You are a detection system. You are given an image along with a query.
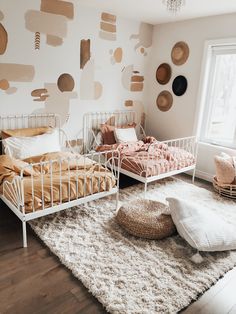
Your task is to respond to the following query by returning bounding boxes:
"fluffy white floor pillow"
[167,197,236,252]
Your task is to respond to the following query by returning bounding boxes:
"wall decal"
[25,0,74,49]
[122,65,133,90]
[0,79,9,90]
[25,10,67,37]
[130,22,153,55]
[0,63,35,82]
[110,47,123,65]
[99,31,116,41]
[32,81,77,125]
[122,65,144,92]
[100,22,116,33]
[0,11,4,21]
[5,87,17,95]
[94,82,103,100]
[80,59,103,100]
[40,0,74,19]
[124,100,145,127]
[99,12,117,41]
[57,73,75,92]
[80,39,91,69]
[0,23,8,55]
[31,88,49,101]
[46,35,63,46]
[35,31,41,50]
[101,12,116,23]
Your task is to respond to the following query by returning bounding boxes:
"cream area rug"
[30,177,236,314]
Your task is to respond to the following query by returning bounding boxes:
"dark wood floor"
[0,174,235,314]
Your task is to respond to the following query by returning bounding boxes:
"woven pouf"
[116,199,176,240]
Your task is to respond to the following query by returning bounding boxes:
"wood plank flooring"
[0,174,235,314]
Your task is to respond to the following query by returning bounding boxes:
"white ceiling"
[78,0,236,25]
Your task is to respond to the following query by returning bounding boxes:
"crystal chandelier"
[163,0,185,13]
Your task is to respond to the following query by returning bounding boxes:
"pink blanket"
[96,137,195,177]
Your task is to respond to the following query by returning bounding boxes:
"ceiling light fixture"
[163,0,185,13]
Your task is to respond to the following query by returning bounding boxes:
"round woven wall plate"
[171,41,189,66]
[172,75,187,96]
[156,63,172,85]
[156,90,173,112]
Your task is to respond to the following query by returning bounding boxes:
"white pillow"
[167,197,236,252]
[114,127,138,143]
[3,129,61,159]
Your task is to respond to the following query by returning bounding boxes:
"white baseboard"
[195,170,214,182]
[185,169,214,183]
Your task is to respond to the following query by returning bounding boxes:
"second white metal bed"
[83,110,198,196]
[0,114,120,247]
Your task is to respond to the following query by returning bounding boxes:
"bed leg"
[116,191,119,212]
[22,220,27,248]
[192,167,196,184]
[144,182,148,198]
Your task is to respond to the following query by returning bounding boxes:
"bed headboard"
[0,113,61,155]
[0,113,60,131]
[83,110,145,152]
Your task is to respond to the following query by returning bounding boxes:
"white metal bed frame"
[83,110,198,196]
[0,114,120,247]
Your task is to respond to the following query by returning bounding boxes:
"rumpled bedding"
[0,152,116,213]
[96,136,195,177]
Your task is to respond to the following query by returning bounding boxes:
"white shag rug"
[30,177,236,314]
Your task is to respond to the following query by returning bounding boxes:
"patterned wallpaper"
[0,0,153,138]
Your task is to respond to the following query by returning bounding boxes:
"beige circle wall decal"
[57,73,75,92]
[171,41,189,66]
[156,63,172,85]
[156,90,173,112]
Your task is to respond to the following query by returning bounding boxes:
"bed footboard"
[1,150,120,247]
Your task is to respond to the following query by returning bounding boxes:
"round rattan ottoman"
[116,199,176,240]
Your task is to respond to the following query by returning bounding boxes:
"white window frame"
[195,38,236,150]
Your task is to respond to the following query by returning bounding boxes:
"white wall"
[146,13,236,180]
[0,0,152,138]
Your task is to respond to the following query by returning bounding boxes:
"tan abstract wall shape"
[0,11,4,21]
[130,22,153,55]
[25,1,74,49]
[40,0,74,19]
[80,59,103,100]
[57,73,75,92]
[122,65,133,90]
[110,47,123,65]
[80,39,91,69]
[122,65,144,92]
[5,87,17,95]
[44,83,77,125]
[0,79,9,90]
[46,35,63,46]
[32,82,77,125]
[31,88,49,101]
[0,63,35,82]
[25,10,67,37]
[0,23,8,55]
[124,100,145,127]
[99,12,117,41]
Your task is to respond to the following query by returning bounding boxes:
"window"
[200,43,236,149]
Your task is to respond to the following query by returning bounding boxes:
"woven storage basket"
[213,176,236,199]
[116,199,176,240]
